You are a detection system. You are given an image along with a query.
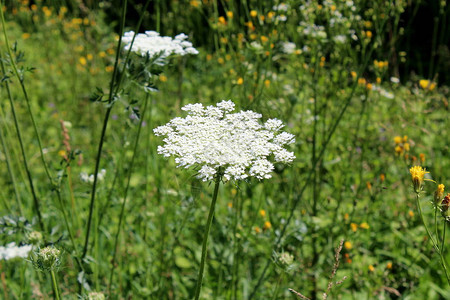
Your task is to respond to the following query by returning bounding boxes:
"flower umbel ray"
[153,100,296,181]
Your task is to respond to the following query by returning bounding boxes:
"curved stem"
[194,172,222,300]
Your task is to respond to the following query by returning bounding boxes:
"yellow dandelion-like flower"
[434,184,445,205]
[159,75,167,82]
[419,153,425,163]
[404,143,410,152]
[368,265,375,272]
[360,222,370,229]
[250,10,257,17]
[79,56,87,66]
[409,166,429,193]
[227,202,233,209]
[344,241,352,250]
[366,83,373,90]
[395,145,403,155]
[419,79,430,89]
[344,213,349,220]
[264,79,270,87]
[227,11,233,19]
[376,77,381,84]
[217,57,225,64]
[237,77,244,85]
[58,150,67,157]
[260,35,268,43]
[366,182,372,191]
[394,136,402,144]
[386,262,392,269]
[408,210,414,217]
[259,209,266,217]
[350,223,358,232]
[22,33,31,40]
[218,16,226,25]
[350,71,357,78]
[105,66,114,72]
[380,174,385,182]
[263,221,272,230]
[365,31,373,38]
[254,226,261,234]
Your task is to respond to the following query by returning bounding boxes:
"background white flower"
[122,31,198,62]
[0,242,32,260]
[154,100,296,181]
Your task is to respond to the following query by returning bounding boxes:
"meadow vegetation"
[0,0,449,299]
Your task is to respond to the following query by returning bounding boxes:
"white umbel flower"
[122,31,199,62]
[154,100,295,181]
[0,242,32,260]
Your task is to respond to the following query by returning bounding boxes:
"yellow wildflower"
[105,66,114,72]
[259,209,266,217]
[159,75,167,82]
[435,184,445,205]
[344,213,349,220]
[368,265,375,272]
[264,79,270,87]
[226,11,233,19]
[386,262,392,269]
[22,33,31,40]
[218,16,226,25]
[350,223,358,232]
[58,150,67,157]
[227,202,233,208]
[409,166,429,192]
[344,241,352,250]
[380,174,385,182]
[237,77,244,85]
[260,35,268,43]
[408,210,414,217]
[360,222,370,229]
[395,145,403,155]
[366,182,372,191]
[394,136,402,144]
[79,57,87,66]
[404,143,410,152]
[263,221,272,230]
[254,226,261,234]
[250,10,257,17]
[419,153,425,163]
[403,135,408,142]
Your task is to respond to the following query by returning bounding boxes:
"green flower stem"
[0,40,44,232]
[194,171,222,300]
[50,270,61,300]
[108,93,150,295]
[415,192,450,285]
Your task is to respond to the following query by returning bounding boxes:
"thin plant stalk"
[415,192,450,285]
[0,109,23,216]
[108,93,150,295]
[82,0,128,260]
[194,171,222,300]
[50,270,61,300]
[0,47,45,232]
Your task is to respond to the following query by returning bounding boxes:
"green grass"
[0,1,449,299]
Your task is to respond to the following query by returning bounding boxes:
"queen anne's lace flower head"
[154,100,295,181]
[0,242,32,260]
[122,31,199,62]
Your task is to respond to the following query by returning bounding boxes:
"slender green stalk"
[108,93,150,295]
[415,193,450,285]
[194,171,222,300]
[82,0,128,260]
[50,270,61,300]
[0,42,45,233]
[442,222,447,255]
[0,108,23,216]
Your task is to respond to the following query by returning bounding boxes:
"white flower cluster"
[154,100,295,181]
[80,169,106,183]
[0,242,32,260]
[122,31,199,61]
